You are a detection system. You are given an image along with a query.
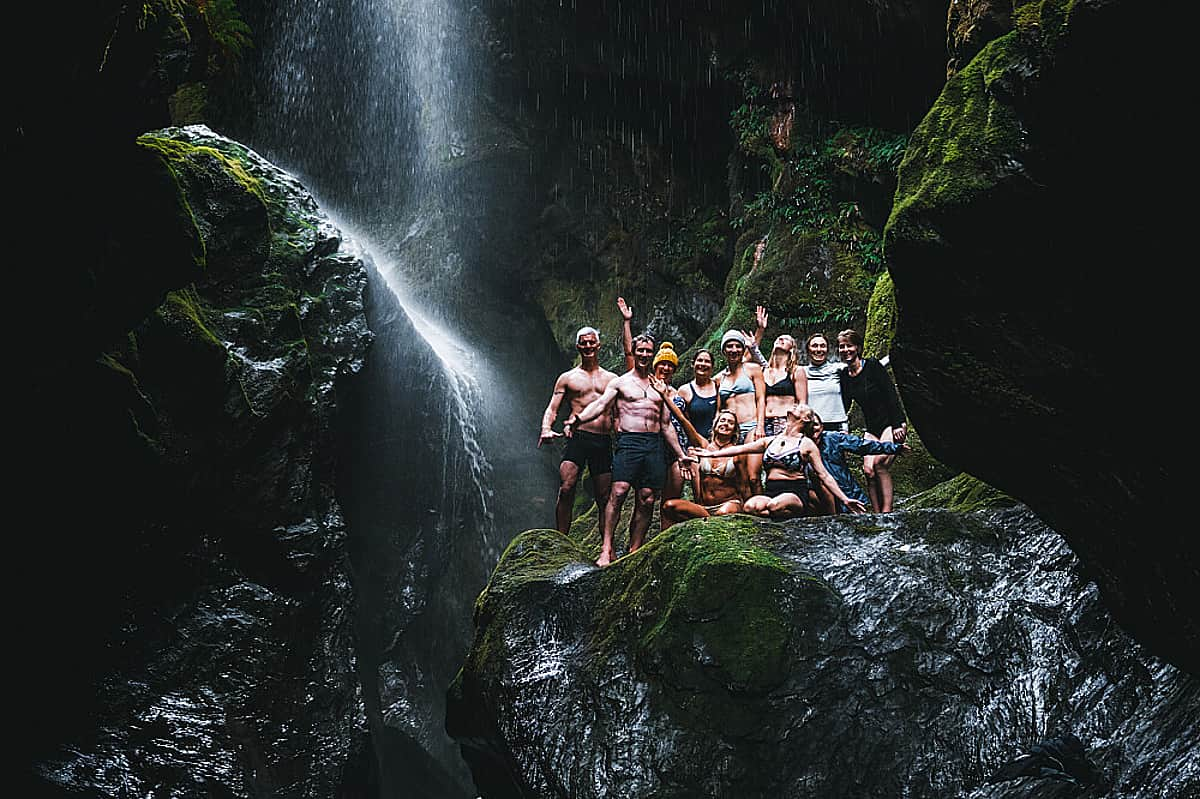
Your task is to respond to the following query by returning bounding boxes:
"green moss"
[168,82,208,125]
[137,133,266,206]
[466,529,592,678]
[904,473,1016,514]
[885,31,1026,246]
[864,270,897,358]
[591,516,795,693]
[158,286,224,350]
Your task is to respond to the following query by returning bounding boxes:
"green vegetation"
[466,516,816,736]
[885,31,1025,247]
[201,0,253,69]
[904,473,1016,514]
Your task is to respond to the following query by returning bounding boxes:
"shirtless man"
[539,326,619,535]
[566,334,696,567]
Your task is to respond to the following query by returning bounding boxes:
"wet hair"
[576,326,600,345]
[806,332,829,350]
[711,409,741,446]
[632,333,655,349]
[774,334,798,373]
[786,403,817,437]
[837,328,864,350]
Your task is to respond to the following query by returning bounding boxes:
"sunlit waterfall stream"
[250,0,537,794]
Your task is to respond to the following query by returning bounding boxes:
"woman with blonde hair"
[761,332,808,437]
[693,403,867,519]
[660,409,754,527]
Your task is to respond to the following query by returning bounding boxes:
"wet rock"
[25,126,372,796]
[448,508,1198,798]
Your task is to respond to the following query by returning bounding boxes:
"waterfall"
[249,0,532,794]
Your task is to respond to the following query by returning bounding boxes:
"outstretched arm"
[650,376,709,447]
[843,435,909,457]
[538,374,568,447]
[806,441,867,513]
[660,401,697,479]
[618,296,634,372]
[690,436,770,460]
[568,380,619,432]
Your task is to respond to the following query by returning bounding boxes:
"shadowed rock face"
[883,0,1194,673]
[24,126,373,795]
[447,510,1198,799]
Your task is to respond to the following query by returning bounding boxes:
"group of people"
[538,298,910,567]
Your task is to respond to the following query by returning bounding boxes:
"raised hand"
[648,374,673,398]
[755,305,768,335]
[617,296,633,320]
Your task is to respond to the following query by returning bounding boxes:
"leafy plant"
[199,0,253,69]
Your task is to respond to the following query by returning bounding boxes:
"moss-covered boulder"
[448,508,1198,797]
[25,125,373,795]
[883,0,1194,673]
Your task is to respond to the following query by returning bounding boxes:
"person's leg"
[873,427,897,512]
[767,492,806,519]
[555,460,582,534]
[743,494,772,516]
[739,421,764,487]
[861,432,883,512]
[711,499,743,516]
[599,481,632,566]
[662,498,711,527]
[629,487,658,552]
[809,480,837,516]
[746,453,763,489]
[659,462,683,530]
[591,470,613,539]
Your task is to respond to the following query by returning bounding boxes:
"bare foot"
[596,551,613,568]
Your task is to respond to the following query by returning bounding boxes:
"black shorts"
[561,429,613,476]
[611,432,667,490]
[764,478,808,499]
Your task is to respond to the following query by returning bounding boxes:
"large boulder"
[883,0,1193,672]
[447,508,1197,798]
[25,125,373,795]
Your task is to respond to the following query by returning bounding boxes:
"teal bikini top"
[719,371,754,399]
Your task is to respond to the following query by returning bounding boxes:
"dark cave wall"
[884,0,1194,673]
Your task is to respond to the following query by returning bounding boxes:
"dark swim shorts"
[562,429,614,475]
[611,432,667,489]
[764,478,808,499]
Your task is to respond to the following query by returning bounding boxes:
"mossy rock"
[863,269,897,359]
[457,514,828,744]
[593,517,797,704]
[903,473,1017,514]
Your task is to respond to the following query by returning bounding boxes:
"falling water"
[250,0,518,793]
[256,0,494,537]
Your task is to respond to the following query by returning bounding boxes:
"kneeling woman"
[661,409,754,527]
[692,404,868,519]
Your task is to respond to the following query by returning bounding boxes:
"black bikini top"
[764,370,795,397]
